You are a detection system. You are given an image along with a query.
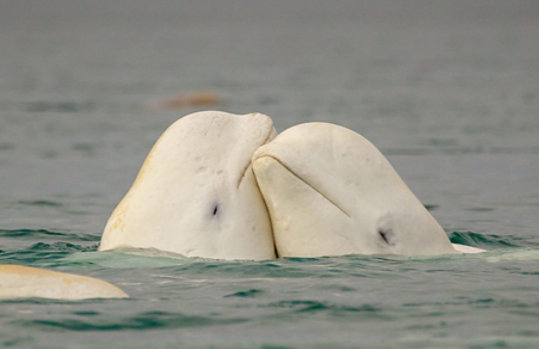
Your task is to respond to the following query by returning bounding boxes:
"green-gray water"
[1,1,538,347]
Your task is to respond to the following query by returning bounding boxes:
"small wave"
[17,200,63,207]
[224,289,264,298]
[449,231,533,248]
[16,311,246,331]
[0,229,100,242]
[0,229,64,238]
[29,242,95,252]
[0,229,100,265]
[0,242,97,264]
[267,299,381,316]
[424,204,439,212]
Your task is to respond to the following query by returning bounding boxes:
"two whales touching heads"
[100,112,483,260]
[2,115,483,300]
[100,111,277,260]
[252,122,484,257]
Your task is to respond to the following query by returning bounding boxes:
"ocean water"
[1,0,539,347]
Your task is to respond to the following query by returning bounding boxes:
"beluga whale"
[252,122,484,257]
[0,265,128,300]
[99,111,277,260]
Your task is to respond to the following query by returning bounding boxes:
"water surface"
[1,1,538,347]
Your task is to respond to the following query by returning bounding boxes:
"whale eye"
[378,228,392,245]
[212,204,219,216]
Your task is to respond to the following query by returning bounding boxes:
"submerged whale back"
[0,265,128,300]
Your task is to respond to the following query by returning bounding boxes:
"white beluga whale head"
[252,122,481,257]
[99,111,277,260]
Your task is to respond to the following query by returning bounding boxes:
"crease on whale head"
[252,122,483,257]
[100,111,277,260]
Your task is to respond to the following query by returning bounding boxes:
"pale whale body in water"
[100,111,482,259]
[252,122,484,257]
[0,265,128,300]
[99,111,277,260]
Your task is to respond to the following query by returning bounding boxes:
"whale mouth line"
[237,125,276,189]
[254,154,351,218]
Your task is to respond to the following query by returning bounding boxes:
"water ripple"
[15,311,246,331]
[0,229,101,242]
[267,300,381,315]
[225,289,264,298]
[449,231,535,248]
[17,200,63,207]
